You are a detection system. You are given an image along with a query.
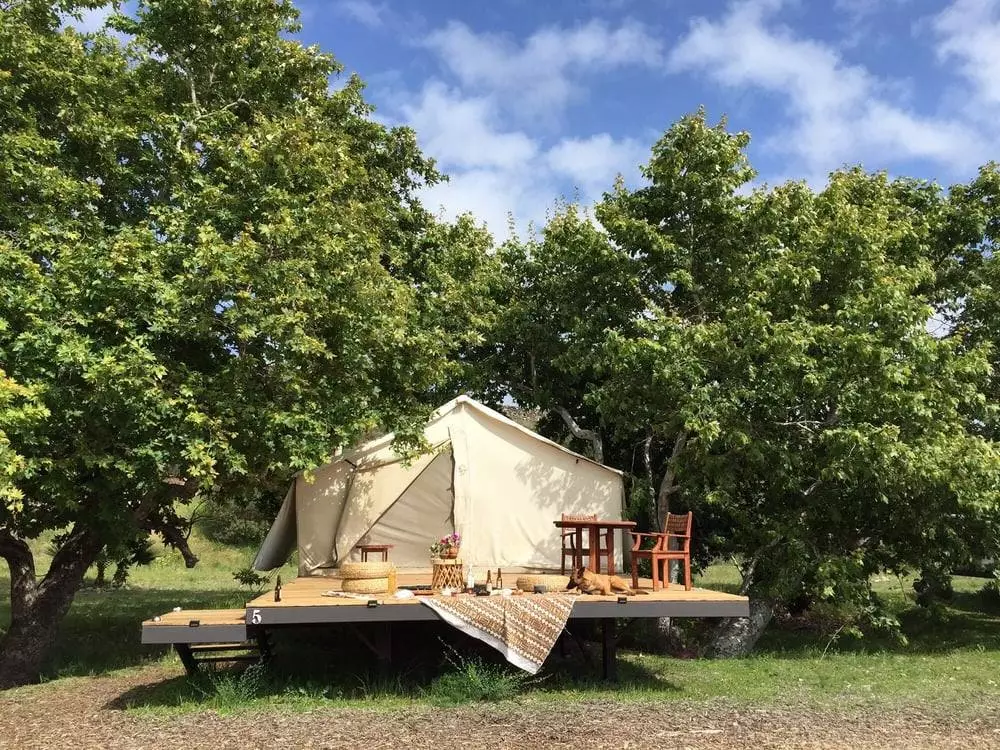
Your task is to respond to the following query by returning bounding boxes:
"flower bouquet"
[430,532,461,559]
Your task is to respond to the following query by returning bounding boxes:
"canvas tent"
[253,396,626,574]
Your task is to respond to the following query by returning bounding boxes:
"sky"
[74,0,1000,238]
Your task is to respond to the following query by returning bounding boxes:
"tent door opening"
[353,449,455,567]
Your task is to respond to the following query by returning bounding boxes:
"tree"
[940,164,1000,443]
[489,112,1000,655]
[0,0,492,687]
[480,204,644,466]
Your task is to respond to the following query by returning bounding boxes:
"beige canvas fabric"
[253,396,625,574]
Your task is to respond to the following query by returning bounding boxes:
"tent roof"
[297,395,623,478]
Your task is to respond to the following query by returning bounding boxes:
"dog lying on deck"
[566,566,648,596]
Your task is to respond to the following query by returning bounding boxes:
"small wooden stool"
[357,544,393,562]
[431,558,464,591]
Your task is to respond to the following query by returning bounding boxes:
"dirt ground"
[1,667,998,750]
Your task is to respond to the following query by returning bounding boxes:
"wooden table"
[357,544,394,562]
[553,519,637,575]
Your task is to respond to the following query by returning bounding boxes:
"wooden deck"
[141,609,249,644]
[142,573,748,644]
[141,573,749,680]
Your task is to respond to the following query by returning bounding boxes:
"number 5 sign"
[249,609,262,624]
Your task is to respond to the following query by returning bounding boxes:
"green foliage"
[232,565,270,596]
[425,643,534,705]
[192,663,267,710]
[914,567,955,609]
[198,496,274,547]
[979,573,1000,607]
[0,0,498,684]
[486,110,1000,633]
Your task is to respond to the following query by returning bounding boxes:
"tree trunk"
[655,431,687,531]
[706,597,774,658]
[0,590,77,689]
[94,557,108,588]
[0,528,101,689]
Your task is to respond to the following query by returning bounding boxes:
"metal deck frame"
[142,594,749,680]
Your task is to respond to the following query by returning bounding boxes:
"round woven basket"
[342,577,391,594]
[515,574,571,592]
[338,561,395,580]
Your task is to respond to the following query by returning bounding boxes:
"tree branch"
[642,430,654,493]
[0,529,33,573]
[147,516,199,568]
[775,407,840,433]
[553,405,604,464]
[38,525,102,598]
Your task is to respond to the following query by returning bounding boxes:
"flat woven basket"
[515,574,571,592]
[342,577,391,594]
[338,561,395,580]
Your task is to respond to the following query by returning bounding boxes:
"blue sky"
[77,0,1000,237]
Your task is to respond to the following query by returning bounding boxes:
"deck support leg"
[353,623,392,668]
[601,619,617,682]
[559,627,593,665]
[175,644,199,676]
[254,629,272,665]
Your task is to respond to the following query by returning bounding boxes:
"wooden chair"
[630,511,693,591]
[560,513,613,574]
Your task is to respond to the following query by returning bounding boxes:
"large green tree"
[940,164,1000,442]
[0,0,494,687]
[490,112,1000,654]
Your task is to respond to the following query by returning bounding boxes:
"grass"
[2,532,1000,716]
[0,528,297,679]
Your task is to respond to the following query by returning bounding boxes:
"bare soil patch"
[1,666,998,750]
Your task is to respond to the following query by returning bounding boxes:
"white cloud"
[545,134,646,192]
[379,17,659,237]
[933,0,1000,108]
[395,83,644,237]
[335,0,387,29]
[669,0,989,181]
[399,82,539,170]
[423,19,664,116]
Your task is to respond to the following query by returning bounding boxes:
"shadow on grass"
[0,586,251,680]
[107,620,678,711]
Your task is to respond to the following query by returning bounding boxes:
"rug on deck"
[421,594,575,674]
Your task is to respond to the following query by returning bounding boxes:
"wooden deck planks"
[142,575,749,644]
[142,609,247,627]
[246,573,747,608]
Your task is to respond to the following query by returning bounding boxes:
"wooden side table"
[431,558,464,591]
[357,544,394,562]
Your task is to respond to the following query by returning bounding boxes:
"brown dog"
[566,566,648,596]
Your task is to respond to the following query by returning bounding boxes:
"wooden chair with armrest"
[560,513,613,574]
[629,511,693,591]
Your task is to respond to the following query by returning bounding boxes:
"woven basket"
[338,561,395,580]
[515,574,571,592]
[342,577,391,594]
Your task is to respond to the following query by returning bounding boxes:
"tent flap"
[252,483,296,570]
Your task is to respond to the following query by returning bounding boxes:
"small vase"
[442,546,459,559]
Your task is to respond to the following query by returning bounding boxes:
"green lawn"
[2,533,999,716]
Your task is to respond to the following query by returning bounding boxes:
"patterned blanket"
[421,594,575,674]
